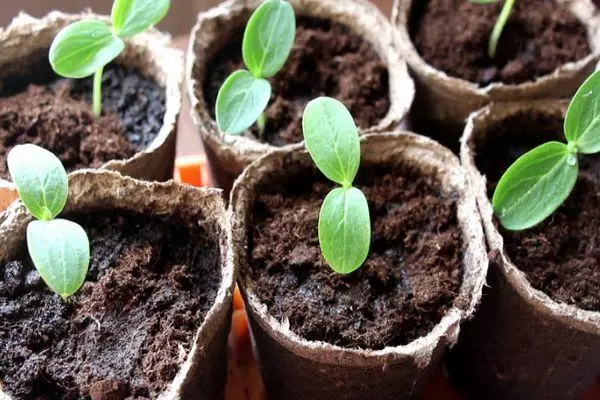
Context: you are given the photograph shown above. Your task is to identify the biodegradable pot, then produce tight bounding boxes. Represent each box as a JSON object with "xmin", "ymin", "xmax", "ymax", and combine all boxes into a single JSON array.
[
  {"xmin": 392, "ymin": 0, "xmax": 600, "ymax": 130},
  {"xmin": 0, "ymin": 10, "xmax": 183, "ymax": 188},
  {"xmin": 458, "ymin": 100, "xmax": 600, "ymax": 400},
  {"xmin": 230, "ymin": 131, "xmax": 488, "ymax": 400},
  {"xmin": 187, "ymin": 0, "xmax": 415, "ymax": 192},
  {"xmin": 0, "ymin": 170, "xmax": 235, "ymax": 400}
]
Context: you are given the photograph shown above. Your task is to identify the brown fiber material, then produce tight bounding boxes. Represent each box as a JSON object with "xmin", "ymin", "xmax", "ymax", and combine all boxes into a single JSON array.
[
  {"xmin": 458, "ymin": 101, "xmax": 600, "ymax": 400},
  {"xmin": 0, "ymin": 11, "xmax": 183, "ymax": 189},
  {"xmin": 0, "ymin": 171, "xmax": 236, "ymax": 400},
  {"xmin": 231, "ymin": 132, "xmax": 488, "ymax": 400},
  {"xmin": 392, "ymin": 0, "xmax": 600, "ymax": 127},
  {"xmin": 187, "ymin": 0, "xmax": 415, "ymax": 192}
]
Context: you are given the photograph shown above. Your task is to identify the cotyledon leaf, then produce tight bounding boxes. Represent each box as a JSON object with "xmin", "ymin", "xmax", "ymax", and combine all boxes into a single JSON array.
[
  {"xmin": 27, "ymin": 219, "xmax": 90, "ymax": 298},
  {"xmin": 318, "ymin": 187, "xmax": 371, "ymax": 274},
  {"xmin": 564, "ymin": 69, "xmax": 600, "ymax": 154},
  {"xmin": 492, "ymin": 141, "xmax": 578, "ymax": 231},
  {"xmin": 7, "ymin": 144, "xmax": 69, "ymax": 221},
  {"xmin": 111, "ymin": 0, "xmax": 171, "ymax": 38},
  {"xmin": 49, "ymin": 19, "xmax": 124, "ymax": 79},
  {"xmin": 216, "ymin": 70, "xmax": 272, "ymax": 135},
  {"xmin": 302, "ymin": 97, "xmax": 360, "ymax": 187},
  {"xmin": 242, "ymin": 0, "xmax": 296, "ymax": 78}
]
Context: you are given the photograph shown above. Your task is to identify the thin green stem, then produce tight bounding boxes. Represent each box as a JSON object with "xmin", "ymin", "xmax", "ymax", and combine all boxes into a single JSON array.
[
  {"xmin": 257, "ymin": 112, "xmax": 267, "ymax": 135},
  {"xmin": 93, "ymin": 66, "xmax": 104, "ymax": 117},
  {"xmin": 488, "ymin": 0, "xmax": 515, "ymax": 59}
]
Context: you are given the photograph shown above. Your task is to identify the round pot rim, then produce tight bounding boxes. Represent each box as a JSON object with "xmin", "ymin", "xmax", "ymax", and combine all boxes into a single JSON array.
[
  {"xmin": 231, "ymin": 130, "xmax": 488, "ymax": 368},
  {"xmin": 0, "ymin": 170, "xmax": 236, "ymax": 399},
  {"xmin": 0, "ymin": 10, "xmax": 184, "ymax": 187},
  {"xmin": 460, "ymin": 99, "xmax": 600, "ymax": 336},
  {"xmin": 391, "ymin": 0, "xmax": 600, "ymax": 100},
  {"xmin": 186, "ymin": 0, "xmax": 415, "ymax": 168}
]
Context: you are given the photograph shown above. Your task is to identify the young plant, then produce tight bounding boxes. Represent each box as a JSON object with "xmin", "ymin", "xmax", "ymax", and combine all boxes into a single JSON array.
[
  {"xmin": 7, "ymin": 144, "xmax": 90, "ymax": 299},
  {"xmin": 493, "ymin": 70, "xmax": 600, "ymax": 231},
  {"xmin": 302, "ymin": 97, "xmax": 371, "ymax": 274},
  {"xmin": 216, "ymin": 0, "xmax": 296, "ymax": 135},
  {"xmin": 49, "ymin": 0, "xmax": 171, "ymax": 116},
  {"xmin": 471, "ymin": 0, "xmax": 515, "ymax": 59}
]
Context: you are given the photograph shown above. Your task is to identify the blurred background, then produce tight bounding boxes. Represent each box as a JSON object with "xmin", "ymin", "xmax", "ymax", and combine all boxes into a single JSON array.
[{"xmin": 0, "ymin": 0, "xmax": 394, "ymax": 35}]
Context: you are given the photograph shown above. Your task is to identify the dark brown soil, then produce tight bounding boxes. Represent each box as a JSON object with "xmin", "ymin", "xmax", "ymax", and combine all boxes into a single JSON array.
[
  {"xmin": 0, "ymin": 211, "xmax": 220, "ymax": 399},
  {"xmin": 203, "ymin": 17, "xmax": 390, "ymax": 146},
  {"xmin": 474, "ymin": 110, "xmax": 600, "ymax": 311},
  {"xmin": 411, "ymin": 0, "xmax": 590, "ymax": 86},
  {"xmin": 247, "ymin": 164, "xmax": 463, "ymax": 349},
  {"xmin": 0, "ymin": 64, "xmax": 166, "ymax": 179}
]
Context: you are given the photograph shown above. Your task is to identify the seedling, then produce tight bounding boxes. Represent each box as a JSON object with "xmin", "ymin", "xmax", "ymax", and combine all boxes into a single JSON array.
[
  {"xmin": 7, "ymin": 144, "xmax": 90, "ymax": 298},
  {"xmin": 471, "ymin": 0, "xmax": 515, "ymax": 59},
  {"xmin": 49, "ymin": 0, "xmax": 171, "ymax": 116},
  {"xmin": 302, "ymin": 97, "xmax": 371, "ymax": 274},
  {"xmin": 493, "ymin": 70, "xmax": 600, "ymax": 231},
  {"xmin": 216, "ymin": 0, "xmax": 296, "ymax": 135}
]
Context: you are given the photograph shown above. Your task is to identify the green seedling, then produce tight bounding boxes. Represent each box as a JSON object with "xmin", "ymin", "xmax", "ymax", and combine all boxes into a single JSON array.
[
  {"xmin": 302, "ymin": 97, "xmax": 371, "ymax": 274},
  {"xmin": 216, "ymin": 0, "xmax": 296, "ymax": 135},
  {"xmin": 49, "ymin": 0, "xmax": 171, "ymax": 116},
  {"xmin": 7, "ymin": 144, "xmax": 90, "ymax": 299},
  {"xmin": 493, "ymin": 70, "xmax": 600, "ymax": 231},
  {"xmin": 471, "ymin": 0, "xmax": 515, "ymax": 59}
]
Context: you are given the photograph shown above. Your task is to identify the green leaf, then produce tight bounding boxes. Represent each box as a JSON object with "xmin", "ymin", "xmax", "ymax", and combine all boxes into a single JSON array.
[
  {"xmin": 7, "ymin": 144, "xmax": 68, "ymax": 221},
  {"xmin": 470, "ymin": 0, "xmax": 498, "ymax": 4},
  {"xmin": 492, "ymin": 142, "xmax": 578, "ymax": 231},
  {"xmin": 243, "ymin": 0, "xmax": 296, "ymax": 78},
  {"xmin": 112, "ymin": 0, "xmax": 170, "ymax": 38},
  {"xmin": 27, "ymin": 219, "xmax": 90, "ymax": 298},
  {"xmin": 216, "ymin": 69, "xmax": 271, "ymax": 135},
  {"xmin": 302, "ymin": 97, "xmax": 360, "ymax": 187},
  {"xmin": 319, "ymin": 187, "xmax": 371, "ymax": 274},
  {"xmin": 564, "ymin": 70, "xmax": 600, "ymax": 154},
  {"xmin": 49, "ymin": 19, "xmax": 125, "ymax": 79}
]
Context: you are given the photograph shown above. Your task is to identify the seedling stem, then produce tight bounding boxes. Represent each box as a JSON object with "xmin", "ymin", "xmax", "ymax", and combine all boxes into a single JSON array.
[{"xmin": 93, "ymin": 66, "xmax": 104, "ymax": 116}]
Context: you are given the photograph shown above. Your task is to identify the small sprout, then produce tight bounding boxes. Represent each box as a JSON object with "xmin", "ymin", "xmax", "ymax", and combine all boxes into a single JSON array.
[
  {"xmin": 7, "ymin": 144, "xmax": 90, "ymax": 298},
  {"xmin": 49, "ymin": 0, "xmax": 170, "ymax": 116},
  {"xmin": 302, "ymin": 97, "xmax": 371, "ymax": 274},
  {"xmin": 216, "ymin": 0, "xmax": 296, "ymax": 135},
  {"xmin": 471, "ymin": 0, "xmax": 515, "ymax": 59},
  {"xmin": 493, "ymin": 70, "xmax": 600, "ymax": 230}
]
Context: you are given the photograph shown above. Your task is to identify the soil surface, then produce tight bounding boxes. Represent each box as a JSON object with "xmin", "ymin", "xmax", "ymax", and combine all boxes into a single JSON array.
[
  {"xmin": 474, "ymin": 110, "xmax": 600, "ymax": 311},
  {"xmin": 248, "ymin": 164, "xmax": 463, "ymax": 349},
  {"xmin": 411, "ymin": 0, "xmax": 590, "ymax": 85},
  {"xmin": 0, "ymin": 64, "xmax": 166, "ymax": 179},
  {"xmin": 0, "ymin": 211, "xmax": 220, "ymax": 399},
  {"xmin": 203, "ymin": 17, "xmax": 390, "ymax": 146}
]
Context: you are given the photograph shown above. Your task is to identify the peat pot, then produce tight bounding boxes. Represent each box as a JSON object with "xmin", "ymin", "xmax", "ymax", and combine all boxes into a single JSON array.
[
  {"xmin": 0, "ymin": 171, "xmax": 235, "ymax": 399},
  {"xmin": 457, "ymin": 100, "xmax": 600, "ymax": 400},
  {"xmin": 187, "ymin": 0, "xmax": 415, "ymax": 192},
  {"xmin": 231, "ymin": 131, "xmax": 488, "ymax": 400}
]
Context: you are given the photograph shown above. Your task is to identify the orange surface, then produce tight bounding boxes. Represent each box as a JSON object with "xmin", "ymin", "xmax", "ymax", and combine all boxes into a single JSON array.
[
  {"xmin": 0, "ymin": 185, "xmax": 17, "ymax": 212},
  {"xmin": 233, "ymin": 286, "xmax": 245, "ymax": 310},
  {"xmin": 175, "ymin": 155, "xmax": 211, "ymax": 187},
  {"xmin": 176, "ymin": 156, "xmax": 600, "ymax": 400}
]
